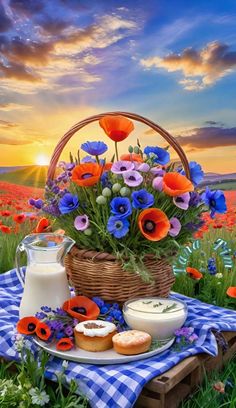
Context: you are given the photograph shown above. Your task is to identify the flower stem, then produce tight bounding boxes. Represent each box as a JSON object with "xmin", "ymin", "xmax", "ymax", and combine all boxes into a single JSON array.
[{"xmin": 115, "ymin": 142, "xmax": 119, "ymax": 161}]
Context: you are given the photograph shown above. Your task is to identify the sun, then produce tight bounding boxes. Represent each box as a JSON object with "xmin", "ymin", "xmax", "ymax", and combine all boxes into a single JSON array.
[{"xmin": 35, "ymin": 154, "xmax": 50, "ymax": 166}]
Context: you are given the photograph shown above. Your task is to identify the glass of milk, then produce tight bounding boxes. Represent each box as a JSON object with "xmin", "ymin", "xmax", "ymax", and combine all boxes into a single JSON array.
[
  {"xmin": 123, "ymin": 297, "xmax": 188, "ymax": 340},
  {"xmin": 16, "ymin": 233, "xmax": 75, "ymax": 318}
]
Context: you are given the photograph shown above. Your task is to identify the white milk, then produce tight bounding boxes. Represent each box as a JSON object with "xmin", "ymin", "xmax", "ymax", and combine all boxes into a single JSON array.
[
  {"xmin": 123, "ymin": 298, "xmax": 187, "ymax": 340},
  {"xmin": 19, "ymin": 263, "xmax": 71, "ymax": 318}
]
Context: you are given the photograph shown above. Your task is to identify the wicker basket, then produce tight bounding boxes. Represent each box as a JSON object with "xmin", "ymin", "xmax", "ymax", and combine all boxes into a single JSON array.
[{"xmin": 47, "ymin": 111, "xmax": 190, "ymax": 303}]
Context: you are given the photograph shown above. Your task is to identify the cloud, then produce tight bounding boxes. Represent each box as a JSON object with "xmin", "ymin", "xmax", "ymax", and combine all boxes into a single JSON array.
[
  {"xmin": 0, "ymin": 60, "xmax": 40, "ymax": 82},
  {"xmin": 0, "ymin": 136, "xmax": 32, "ymax": 145},
  {"xmin": 0, "ymin": 103, "xmax": 31, "ymax": 111},
  {"xmin": 36, "ymin": 15, "xmax": 69, "ymax": 35},
  {"xmin": 140, "ymin": 41, "xmax": 236, "ymax": 90},
  {"xmin": 9, "ymin": 0, "xmax": 45, "ymax": 16},
  {"xmin": 0, "ymin": 4, "xmax": 12, "ymax": 32},
  {"xmin": 0, "ymin": 120, "xmax": 18, "ymax": 128},
  {"xmin": 176, "ymin": 126, "xmax": 236, "ymax": 150}
]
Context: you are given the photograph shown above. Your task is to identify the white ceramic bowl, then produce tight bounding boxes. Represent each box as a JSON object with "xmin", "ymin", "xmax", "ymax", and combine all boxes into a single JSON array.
[{"xmin": 123, "ymin": 297, "xmax": 187, "ymax": 340}]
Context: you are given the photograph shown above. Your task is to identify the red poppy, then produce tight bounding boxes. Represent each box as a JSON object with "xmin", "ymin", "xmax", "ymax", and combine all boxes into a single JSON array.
[
  {"xmin": 63, "ymin": 295, "xmax": 100, "ymax": 321},
  {"xmin": 15, "ymin": 205, "xmax": 23, "ymax": 210},
  {"xmin": 56, "ymin": 337, "xmax": 74, "ymax": 351},
  {"xmin": 103, "ymin": 162, "xmax": 113, "ymax": 172},
  {"xmin": 13, "ymin": 213, "xmax": 26, "ymax": 224},
  {"xmin": 1, "ymin": 210, "xmax": 11, "ymax": 217},
  {"xmin": 17, "ymin": 316, "xmax": 39, "ymax": 335},
  {"xmin": 226, "ymin": 287, "xmax": 236, "ymax": 298},
  {"xmin": 0, "ymin": 225, "xmax": 11, "ymax": 234},
  {"xmin": 72, "ymin": 163, "xmax": 102, "ymax": 187},
  {"xmin": 35, "ymin": 217, "xmax": 50, "ymax": 233},
  {"xmin": 138, "ymin": 208, "xmax": 170, "ymax": 241},
  {"xmin": 99, "ymin": 115, "xmax": 134, "ymax": 142},
  {"xmin": 120, "ymin": 153, "xmax": 143, "ymax": 163},
  {"xmin": 35, "ymin": 321, "xmax": 51, "ymax": 341},
  {"xmin": 186, "ymin": 267, "xmax": 203, "ymax": 280},
  {"xmin": 163, "ymin": 173, "xmax": 194, "ymax": 197}
]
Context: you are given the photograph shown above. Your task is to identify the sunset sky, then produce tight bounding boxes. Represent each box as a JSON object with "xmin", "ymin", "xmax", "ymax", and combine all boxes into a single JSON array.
[{"xmin": 0, "ymin": 0, "xmax": 236, "ymax": 173}]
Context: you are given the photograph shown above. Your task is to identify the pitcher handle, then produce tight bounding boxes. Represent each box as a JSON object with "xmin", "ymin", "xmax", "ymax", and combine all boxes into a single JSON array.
[{"xmin": 15, "ymin": 243, "xmax": 25, "ymax": 288}]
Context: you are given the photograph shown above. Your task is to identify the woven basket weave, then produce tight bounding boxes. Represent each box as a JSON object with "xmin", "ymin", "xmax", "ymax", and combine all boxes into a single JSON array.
[{"xmin": 47, "ymin": 111, "xmax": 190, "ymax": 303}]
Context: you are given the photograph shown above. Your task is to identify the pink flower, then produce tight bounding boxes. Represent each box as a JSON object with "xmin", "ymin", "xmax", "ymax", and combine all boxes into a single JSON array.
[
  {"xmin": 152, "ymin": 177, "xmax": 163, "ymax": 191},
  {"xmin": 173, "ymin": 193, "xmax": 190, "ymax": 210}
]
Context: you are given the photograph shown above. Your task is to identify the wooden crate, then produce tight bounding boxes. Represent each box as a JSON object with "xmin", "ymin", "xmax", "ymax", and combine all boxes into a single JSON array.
[{"xmin": 136, "ymin": 331, "xmax": 236, "ymax": 408}]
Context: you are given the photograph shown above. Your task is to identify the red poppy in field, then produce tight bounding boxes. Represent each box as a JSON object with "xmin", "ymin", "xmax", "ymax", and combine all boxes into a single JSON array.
[
  {"xmin": 29, "ymin": 215, "xmax": 38, "ymax": 221},
  {"xmin": 99, "ymin": 115, "xmax": 134, "ymax": 142},
  {"xmin": 138, "ymin": 208, "xmax": 170, "ymax": 241},
  {"xmin": 15, "ymin": 205, "xmax": 23, "ymax": 211},
  {"xmin": 35, "ymin": 217, "xmax": 50, "ymax": 233},
  {"xmin": 35, "ymin": 322, "xmax": 51, "ymax": 341},
  {"xmin": 186, "ymin": 267, "xmax": 203, "ymax": 280},
  {"xmin": 63, "ymin": 296, "xmax": 100, "ymax": 321},
  {"xmin": 13, "ymin": 213, "xmax": 26, "ymax": 224},
  {"xmin": 1, "ymin": 210, "xmax": 11, "ymax": 217},
  {"xmin": 0, "ymin": 225, "xmax": 11, "ymax": 234},
  {"xmin": 17, "ymin": 316, "xmax": 39, "ymax": 335},
  {"xmin": 120, "ymin": 153, "xmax": 143, "ymax": 163},
  {"xmin": 72, "ymin": 163, "xmax": 102, "ymax": 187},
  {"xmin": 56, "ymin": 337, "xmax": 74, "ymax": 351},
  {"xmin": 163, "ymin": 173, "xmax": 194, "ymax": 197},
  {"xmin": 226, "ymin": 287, "xmax": 236, "ymax": 298}
]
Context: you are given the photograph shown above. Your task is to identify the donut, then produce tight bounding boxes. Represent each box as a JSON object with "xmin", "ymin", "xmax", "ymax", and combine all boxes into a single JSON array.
[
  {"xmin": 112, "ymin": 330, "xmax": 152, "ymax": 355},
  {"xmin": 74, "ymin": 320, "xmax": 117, "ymax": 352}
]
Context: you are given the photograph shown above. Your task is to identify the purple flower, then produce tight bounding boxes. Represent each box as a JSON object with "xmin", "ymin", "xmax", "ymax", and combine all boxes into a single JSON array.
[
  {"xmin": 43, "ymin": 203, "xmax": 61, "ymax": 217},
  {"xmin": 131, "ymin": 189, "xmax": 154, "ymax": 209},
  {"xmin": 35, "ymin": 312, "xmax": 46, "ymax": 319},
  {"xmin": 135, "ymin": 163, "xmax": 150, "ymax": 172},
  {"xmin": 150, "ymin": 167, "xmax": 165, "ymax": 177},
  {"xmin": 152, "ymin": 176, "xmax": 163, "ymax": 191},
  {"xmin": 74, "ymin": 214, "xmax": 89, "ymax": 231},
  {"xmin": 111, "ymin": 160, "xmax": 134, "ymax": 174},
  {"xmin": 53, "ymin": 308, "xmax": 67, "ymax": 316},
  {"xmin": 144, "ymin": 146, "xmax": 170, "ymax": 165},
  {"xmin": 41, "ymin": 306, "xmax": 52, "ymax": 313},
  {"xmin": 64, "ymin": 326, "xmax": 74, "ymax": 337},
  {"xmin": 110, "ymin": 197, "xmax": 132, "ymax": 218},
  {"xmin": 58, "ymin": 193, "xmax": 79, "ymax": 214},
  {"xmin": 201, "ymin": 187, "xmax": 227, "ymax": 218},
  {"xmin": 49, "ymin": 320, "xmax": 64, "ymax": 331},
  {"xmin": 189, "ymin": 192, "xmax": 202, "ymax": 207},
  {"xmin": 81, "ymin": 156, "xmax": 96, "ymax": 163},
  {"xmin": 28, "ymin": 198, "xmax": 43, "ymax": 209},
  {"xmin": 81, "ymin": 141, "xmax": 108, "ymax": 156},
  {"xmin": 185, "ymin": 220, "xmax": 205, "ymax": 232},
  {"xmin": 173, "ymin": 193, "xmax": 190, "ymax": 210},
  {"xmin": 123, "ymin": 171, "xmax": 143, "ymax": 187},
  {"xmin": 169, "ymin": 217, "xmax": 181, "ymax": 237},
  {"xmin": 188, "ymin": 333, "xmax": 198, "ymax": 343},
  {"xmin": 107, "ymin": 216, "xmax": 130, "ymax": 239}
]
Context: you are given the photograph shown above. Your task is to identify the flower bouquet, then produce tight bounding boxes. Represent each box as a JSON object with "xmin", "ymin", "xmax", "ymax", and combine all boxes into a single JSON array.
[{"xmin": 31, "ymin": 112, "xmax": 226, "ymax": 302}]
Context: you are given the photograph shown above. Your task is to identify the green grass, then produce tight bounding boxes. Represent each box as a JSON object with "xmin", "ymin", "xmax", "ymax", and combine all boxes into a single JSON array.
[
  {"xmin": 206, "ymin": 181, "xmax": 236, "ymax": 191},
  {"xmin": 0, "ymin": 166, "xmax": 48, "ymax": 188},
  {"xmin": 181, "ymin": 358, "xmax": 236, "ymax": 408}
]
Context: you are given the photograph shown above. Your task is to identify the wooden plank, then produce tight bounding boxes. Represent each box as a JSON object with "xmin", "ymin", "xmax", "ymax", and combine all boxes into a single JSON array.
[{"xmin": 145, "ymin": 356, "xmax": 200, "ymax": 393}]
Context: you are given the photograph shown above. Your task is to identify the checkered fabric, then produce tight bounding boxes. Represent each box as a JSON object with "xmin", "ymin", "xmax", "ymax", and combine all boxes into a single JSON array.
[{"xmin": 1, "ymin": 268, "xmax": 236, "ymax": 408}]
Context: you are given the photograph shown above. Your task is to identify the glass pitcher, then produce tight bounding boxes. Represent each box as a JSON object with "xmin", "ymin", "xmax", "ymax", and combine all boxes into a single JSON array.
[{"xmin": 16, "ymin": 233, "xmax": 75, "ymax": 318}]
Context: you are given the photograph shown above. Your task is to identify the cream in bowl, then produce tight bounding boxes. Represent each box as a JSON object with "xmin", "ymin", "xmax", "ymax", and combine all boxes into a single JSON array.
[{"xmin": 123, "ymin": 297, "xmax": 187, "ymax": 340}]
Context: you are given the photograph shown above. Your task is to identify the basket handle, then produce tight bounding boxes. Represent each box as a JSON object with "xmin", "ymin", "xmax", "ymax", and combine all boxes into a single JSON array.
[{"xmin": 47, "ymin": 111, "xmax": 190, "ymax": 180}]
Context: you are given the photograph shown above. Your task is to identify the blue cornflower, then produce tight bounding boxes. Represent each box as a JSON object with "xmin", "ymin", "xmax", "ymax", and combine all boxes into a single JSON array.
[
  {"xmin": 144, "ymin": 146, "xmax": 170, "ymax": 165},
  {"xmin": 100, "ymin": 306, "xmax": 109, "ymax": 314},
  {"xmin": 35, "ymin": 312, "xmax": 46, "ymax": 320},
  {"xmin": 131, "ymin": 189, "xmax": 154, "ymax": 209},
  {"xmin": 110, "ymin": 197, "xmax": 132, "ymax": 219},
  {"xmin": 92, "ymin": 297, "xmax": 105, "ymax": 308},
  {"xmin": 180, "ymin": 161, "xmax": 204, "ymax": 186},
  {"xmin": 81, "ymin": 141, "xmax": 108, "ymax": 156},
  {"xmin": 58, "ymin": 193, "xmax": 79, "ymax": 214},
  {"xmin": 107, "ymin": 216, "xmax": 130, "ymax": 238},
  {"xmin": 208, "ymin": 257, "xmax": 217, "ymax": 275},
  {"xmin": 201, "ymin": 187, "xmax": 227, "ymax": 218}
]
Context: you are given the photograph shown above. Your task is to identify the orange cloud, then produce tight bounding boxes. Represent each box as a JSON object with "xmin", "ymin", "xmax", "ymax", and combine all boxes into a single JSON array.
[
  {"xmin": 176, "ymin": 126, "xmax": 236, "ymax": 150},
  {"xmin": 141, "ymin": 41, "xmax": 236, "ymax": 90}
]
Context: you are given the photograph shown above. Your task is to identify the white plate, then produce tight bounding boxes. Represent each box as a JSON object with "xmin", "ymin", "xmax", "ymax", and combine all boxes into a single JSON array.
[{"xmin": 34, "ymin": 337, "xmax": 175, "ymax": 365}]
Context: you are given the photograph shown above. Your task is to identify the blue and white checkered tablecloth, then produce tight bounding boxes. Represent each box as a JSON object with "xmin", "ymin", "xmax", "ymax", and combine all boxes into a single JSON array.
[{"xmin": 1, "ymin": 268, "xmax": 236, "ymax": 408}]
